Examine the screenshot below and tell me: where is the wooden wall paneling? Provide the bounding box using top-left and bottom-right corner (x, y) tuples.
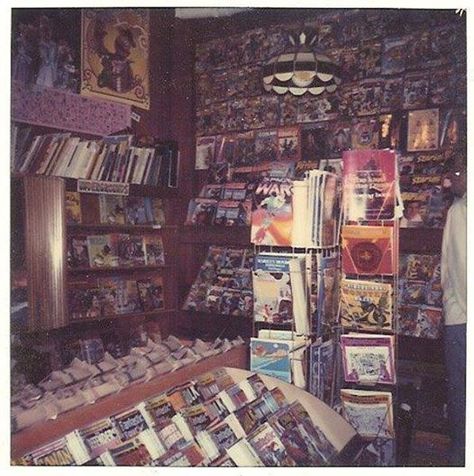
(24, 176), (67, 331)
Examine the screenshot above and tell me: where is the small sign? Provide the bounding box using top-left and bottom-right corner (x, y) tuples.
(77, 179), (130, 196)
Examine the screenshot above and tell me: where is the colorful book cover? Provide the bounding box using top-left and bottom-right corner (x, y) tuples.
(300, 122), (328, 163)
(250, 338), (292, 383)
(252, 253), (293, 325)
(403, 72), (430, 110)
(351, 117), (379, 150)
(233, 131), (256, 166)
(185, 198), (217, 226)
(68, 235), (90, 268)
(87, 234), (119, 268)
(254, 129), (278, 163)
(152, 442), (205, 467)
(65, 191), (82, 225)
(247, 422), (296, 467)
(125, 196), (148, 225)
(340, 279), (393, 331)
(149, 197), (166, 226)
(137, 276), (164, 311)
(195, 136), (216, 170)
(144, 393), (176, 429)
(309, 339), (335, 405)
(99, 194), (125, 225)
(112, 407), (150, 441)
(143, 235), (165, 265)
(341, 389), (394, 439)
(277, 125), (300, 162)
(341, 225), (395, 276)
(340, 334), (396, 385)
(118, 234), (145, 266)
(381, 36), (409, 75)
(342, 149), (397, 221)
(327, 120), (352, 158)
(107, 438), (154, 466)
(199, 184), (223, 199)
(250, 178), (293, 246)
(214, 199), (251, 226)
(407, 108), (439, 152)
(78, 418), (122, 459)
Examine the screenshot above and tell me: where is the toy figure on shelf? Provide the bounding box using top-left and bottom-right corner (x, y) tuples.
(36, 15), (58, 88)
(12, 22), (37, 85)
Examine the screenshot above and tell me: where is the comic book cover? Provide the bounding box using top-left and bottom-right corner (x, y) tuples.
(351, 117), (379, 150)
(342, 225), (396, 276)
(340, 334), (396, 385)
(381, 36), (409, 75)
(399, 254), (440, 282)
(112, 407), (150, 441)
(78, 418), (122, 459)
(399, 279), (428, 306)
(233, 131), (256, 166)
(195, 136), (216, 170)
(250, 177), (293, 246)
(341, 389), (394, 438)
(151, 442), (205, 467)
(125, 196), (148, 225)
(119, 234), (146, 266)
(350, 79), (383, 117)
(252, 253), (293, 324)
(300, 122), (328, 164)
(214, 199), (251, 226)
(277, 126), (301, 162)
(68, 235), (90, 268)
(222, 182), (249, 200)
(247, 422), (296, 467)
(87, 234), (119, 268)
(65, 191), (82, 225)
(136, 276), (164, 311)
(333, 46), (359, 82)
(340, 278), (393, 331)
(309, 339), (335, 405)
(403, 72), (430, 110)
(148, 197), (166, 226)
(106, 437), (154, 466)
(250, 338), (292, 383)
(297, 94), (340, 123)
(342, 150), (397, 221)
(407, 108), (439, 152)
(185, 198), (217, 226)
(99, 194), (125, 225)
(378, 113), (401, 150)
(199, 184), (223, 199)
(357, 40), (382, 79)
(254, 129), (278, 163)
(380, 78), (404, 113)
(144, 392), (176, 429)
(143, 235), (165, 266)
(327, 120), (352, 158)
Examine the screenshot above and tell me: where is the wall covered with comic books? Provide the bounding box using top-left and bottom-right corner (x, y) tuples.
(193, 9), (466, 229)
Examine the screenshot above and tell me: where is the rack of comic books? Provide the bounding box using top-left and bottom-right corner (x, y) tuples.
(249, 165), (344, 403)
(334, 149), (402, 466)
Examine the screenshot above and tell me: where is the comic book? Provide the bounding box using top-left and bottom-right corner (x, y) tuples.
(340, 334), (396, 385)
(251, 177), (293, 246)
(309, 339), (335, 405)
(252, 253), (294, 325)
(87, 234), (119, 268)
(340, 389), (394, 439)
(342, 149), (397, 221)
(68, 235), (90, 268)
(403, 72), (430, 110)
(124, 196), (148, 225)
(195, 136), (216, 170)
(213, 199), (252, 226)
(250, 338), (293, 383)
(136, 276), (164, 311)
(77, 418), (122, 459)
(341, 225), (396, 276)
(99, 194), (125, 225)
(247, 422), (296, 466)
(340, 278), (393, 331)
(185, 198), (217, 226)
(65, 191), (82, 225)
(254, 129), (278, 163)
(277, 125), (301, 162)
(111, 405), (150, 441)
(143, 235), (165, 266)
(407, 108), (439, 152)
(351, 117), (379, 150)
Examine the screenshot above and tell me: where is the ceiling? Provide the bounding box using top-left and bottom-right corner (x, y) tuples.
(174, 7), (253, 19)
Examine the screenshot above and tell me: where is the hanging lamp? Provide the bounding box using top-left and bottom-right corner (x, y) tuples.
(263, 29), (341, 96)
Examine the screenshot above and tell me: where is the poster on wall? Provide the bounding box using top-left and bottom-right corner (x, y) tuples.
(407, 108), (439, 152)
(81, 8), (150, 110)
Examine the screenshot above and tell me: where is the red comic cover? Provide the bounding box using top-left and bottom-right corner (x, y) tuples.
(342, 149), (397, 221)
(341, 225), (395, 276)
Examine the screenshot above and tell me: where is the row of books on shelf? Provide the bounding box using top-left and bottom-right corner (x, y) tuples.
(12, 129), (178, 187)
(68, 233), (165, 269)
(13, 366), (339, 467)
(11, 336), (245, 435)
(66, 191), (166, 227)
(69, 276), (164, 320)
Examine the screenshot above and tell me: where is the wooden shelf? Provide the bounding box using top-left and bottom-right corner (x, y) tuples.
(68, 308), (175, 325)
(11, 346), (248, 459)
(68, 223), (177, 233)
(180, 225), (251, 246)
(68, 265), (171, 274)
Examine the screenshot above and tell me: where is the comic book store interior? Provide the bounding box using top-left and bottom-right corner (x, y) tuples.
(9, 6), (468, 468)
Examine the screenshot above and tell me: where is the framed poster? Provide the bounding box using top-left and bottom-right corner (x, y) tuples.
(407, 108), (439, 152)
(81, 8), (150, 110)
